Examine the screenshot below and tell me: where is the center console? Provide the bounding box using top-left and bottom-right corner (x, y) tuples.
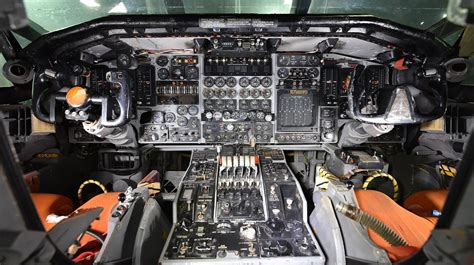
(160, 146), (324, 264)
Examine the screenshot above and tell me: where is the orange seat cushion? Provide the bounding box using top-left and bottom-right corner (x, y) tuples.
(404, 190), (449, 217)
(31, 193), (75, 231)
(354, 190), (435, 262)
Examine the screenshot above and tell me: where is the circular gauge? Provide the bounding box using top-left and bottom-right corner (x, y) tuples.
(215, 77), (226, 87)
(164, 112), (175, 123)
(261, 100), (271, 110)
(188, 105), (199, 115)
(240, 101), (249, 110)
(261, 77), (272, 87)
(239, 77), (250, 87)
(265, 114), (273, 122)
(308, 55), (320, 66)
(277, 68), (289, 78)
(216, 89), (226, 98)
(261, 89), (272, 98)
(278, 55), (290, 66)
(226, 77), (237, 87)
(226, 100), (236, 110)
(157, 68), (169, 80)
(223, 111), (231, 119)
(205, 112), (213, 120)
(204, 100), (214, 110)
(239, 88), (250, 98)
(177, 116), (188, 126)
(308, 68), (320, 78)
(250, 77), (260, 88)
(256, 111), (265, 120)
(185, 66), (199, 80)
(156, 56), (169, 66)
(215, 99), (225, 110)
(239, 111), (248, 120)
(227, 88), (237, 98)
(225, 123), (234, 131)
(213, 112), (223, 120)
(231, 111), (240, 120)
(250, 88), (260, 98)
(117, 54), (132, 68)
(247, 111), (257, 120)
(202, 88), (214, 98)
(203, 77), (214, 87)
(250, 100), (260, 110)
(177, 106), (188, 116)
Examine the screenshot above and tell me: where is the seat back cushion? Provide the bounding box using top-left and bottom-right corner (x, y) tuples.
(354, 190), (436, 261)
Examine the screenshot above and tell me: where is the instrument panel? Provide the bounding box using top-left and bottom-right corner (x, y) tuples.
(81, 49), (342, 145)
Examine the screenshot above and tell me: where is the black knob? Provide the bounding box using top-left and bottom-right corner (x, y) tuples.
(118, 192), (126, 203)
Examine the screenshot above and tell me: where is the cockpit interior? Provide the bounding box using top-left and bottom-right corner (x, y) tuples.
(0, 1), (473, 264)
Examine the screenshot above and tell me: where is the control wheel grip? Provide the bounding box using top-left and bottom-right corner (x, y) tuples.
(100, 71), (132, 127)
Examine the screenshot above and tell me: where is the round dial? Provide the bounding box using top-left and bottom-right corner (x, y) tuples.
(261, 77), (272, 87)
(177, 106), (188, 116)
(250, 89), (260, 98)
(202, 88), (214, 98)
(261, 100), (271, 110)
(185, 66), (199, 80)
(239, 111), (248, 120)
(247, 111), (256, 120)
(156, 56), (169, 66)
(164, 112), (175, 123)
(308, 55), (320, 66)
(226, 77), (237, 87)
(157, 68), (169, 80)
(117, 54), (132, 68)
(215, 77), (226, 87)
(225, 123), (235, 131)
(215, 100), (225, 109)
(177, 116), (188, 126)
(188, 105), (199, 115)
(223, 111), (231, 120)
(227, 88), (237, 98)
(213, 112), (223, 120)
(216, 89), (226, 98)
(265, 114), (273, 122)
(261, 89), (272, 99)
(250, 100), (260, 109)
(204, 100), (214, 110)
(203, 77), (214, 87)
(308, 68), (319, 78)
(239, 88), (250, 98)
(277, 68), (289, 78)
(278, 55), (290, 66)
(239, 77), (250, 87)
(226, 100), (236, 110)
(231, 111), (240, 120)
(250, 77), (260, 88)
(256, 111), (265, 120)
(205, 112), (213, 120)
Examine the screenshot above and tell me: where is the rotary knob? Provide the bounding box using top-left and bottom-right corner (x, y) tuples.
(225, 123), (235, 131)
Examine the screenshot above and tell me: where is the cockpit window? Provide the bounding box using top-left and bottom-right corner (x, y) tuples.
(24, 0), (447, 35)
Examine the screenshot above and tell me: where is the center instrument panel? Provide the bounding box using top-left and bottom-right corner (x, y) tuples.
(159, 146), (324, 264)
(74, 37), (344, 145)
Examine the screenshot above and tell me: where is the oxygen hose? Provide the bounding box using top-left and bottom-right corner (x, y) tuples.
(335, 202), (408, 247)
